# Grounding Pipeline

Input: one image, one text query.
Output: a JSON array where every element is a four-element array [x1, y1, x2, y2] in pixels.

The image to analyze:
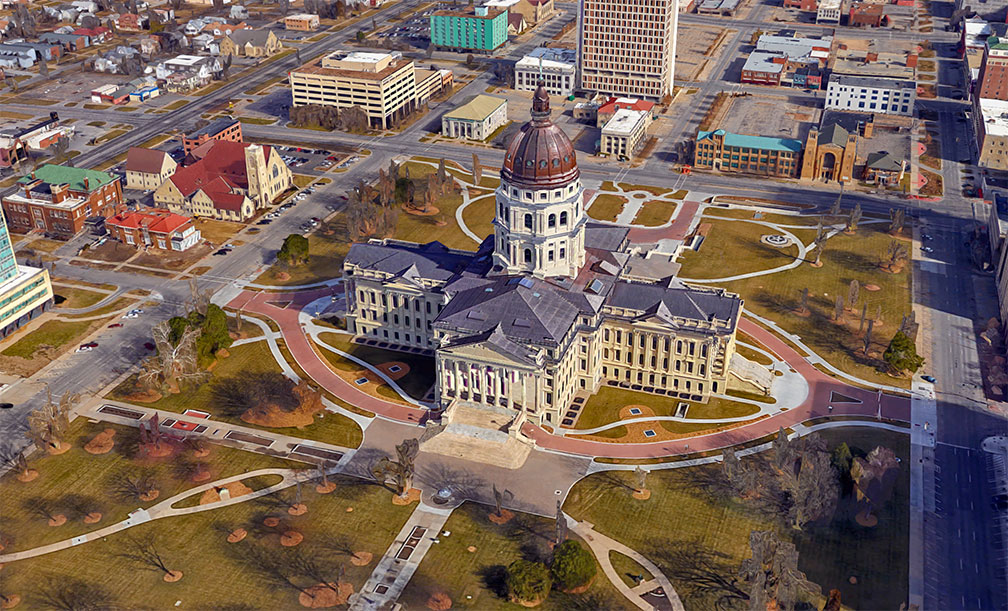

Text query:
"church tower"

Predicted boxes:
[[493, 84, 586, 278]]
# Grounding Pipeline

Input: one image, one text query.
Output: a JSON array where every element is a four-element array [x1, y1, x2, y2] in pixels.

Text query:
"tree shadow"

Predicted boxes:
[[477, 564, 508, 599], [645, 538, 749, 611]]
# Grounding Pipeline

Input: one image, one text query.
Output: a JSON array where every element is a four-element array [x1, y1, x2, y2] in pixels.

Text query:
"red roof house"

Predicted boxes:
[[106, 208, 201, 251]]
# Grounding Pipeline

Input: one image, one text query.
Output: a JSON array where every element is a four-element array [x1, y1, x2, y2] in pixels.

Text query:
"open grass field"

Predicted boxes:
[[564, 426, 909, 610], [255, 224, 349, 286], [64, 297, 137, 320], [317, 332, 435, 401], [587, 194, 627, 222], [194, 218, 244, 246], [108, 341, 363, 449], [399, 502, 634, 610], [632, 200, 678, 227], [52, 286, 109, 310], [1, 319, 96, 359], [712, 224, 913, 387], [461, 193, 495, 243], [0, 419, 300, 554], [679, 218, 801, 279], [1, 472, 415, 609], [575, 386, 761, 430]]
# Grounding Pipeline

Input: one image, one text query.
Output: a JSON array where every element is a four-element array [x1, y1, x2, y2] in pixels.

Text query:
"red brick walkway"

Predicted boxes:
[[229, 290, 428, 424], [230, 289, 911, 459], [626, 200, 701, 243]]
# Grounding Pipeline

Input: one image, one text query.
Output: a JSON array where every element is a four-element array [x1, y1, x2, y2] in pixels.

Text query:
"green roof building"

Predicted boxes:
[[694, 129, 804, 177], [17, 164, 117, 192], [430, 6, 508, 53]]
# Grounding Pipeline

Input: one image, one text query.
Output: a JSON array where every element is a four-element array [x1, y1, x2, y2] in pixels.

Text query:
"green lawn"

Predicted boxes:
[[609, 550, 652, 587], [52, 286, 109, 310], [316, 332, 436, 401], [588, 194, 627, 222], [1, 473, 415, 609], [108, 342, 363, 449], [1, 319, 96, 358], [0, 419, 299, 554], [461, 193, 495, 243], [679, 219, 801, 280], [564, 427, 910, 610], [632, 200, 678, 227], [575, 386, 760, 430], [714, 225, 913, 387], [255, 225, 349, 287], [399, 502, 634, 610], [63, 297, 137, 320]]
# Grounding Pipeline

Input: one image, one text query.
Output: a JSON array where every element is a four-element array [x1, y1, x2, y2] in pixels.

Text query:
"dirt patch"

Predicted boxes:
[[228, 528, 248, 543], [488, 508, 514, 525], [163, 570, 183, 583], [46, 442, 71, 455], [350, 551, 373, 566], [84, 428, 116, 454], [199, 481, 252, 504], [264, 516, 281, 527], [83, 512, 102, 524], [280, 530, 304, 546], [48, 514, 67, 527], [855, 509, 878, 527], [140, 489, 160, 502], [288, 503, 308, 516], [632, 489, 652, 500], [864, 284, 881, 291], [1, 594, 21, 609], [316, 480, 339, 494], [426, 592, 452, 610], [16, 469, 38, 483], [392, 488, 421, 505], [299, 582, 353, 608], [403, 205, 441, 217], [241, 385, 325, 429], [138, 441, 178, 459]]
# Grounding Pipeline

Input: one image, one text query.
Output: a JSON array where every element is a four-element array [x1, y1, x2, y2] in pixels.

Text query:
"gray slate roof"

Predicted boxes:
[[434, 275, 582, 345], [607, 281, 742, 331], [345, 239, 490, 283]]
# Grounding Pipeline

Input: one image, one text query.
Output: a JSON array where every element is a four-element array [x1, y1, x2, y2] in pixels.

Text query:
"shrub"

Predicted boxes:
[[550, 540, 596, 591], [505, 559, 551, 604]]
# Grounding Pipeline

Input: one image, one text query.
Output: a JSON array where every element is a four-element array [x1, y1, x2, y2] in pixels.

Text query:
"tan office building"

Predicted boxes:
[[577, 0, 678, 100], [599, 109, 650, 159], [289, 50, 417, 129]]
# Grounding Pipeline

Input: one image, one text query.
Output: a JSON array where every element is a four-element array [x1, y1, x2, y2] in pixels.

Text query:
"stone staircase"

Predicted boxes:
[[419, 403, 532, 469]]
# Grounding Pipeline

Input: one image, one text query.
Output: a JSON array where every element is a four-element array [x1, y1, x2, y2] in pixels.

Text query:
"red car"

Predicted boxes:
[[108, 323, 123, 328]]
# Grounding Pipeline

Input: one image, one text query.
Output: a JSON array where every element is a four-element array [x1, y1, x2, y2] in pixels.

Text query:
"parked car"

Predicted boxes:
[[922, 375, 936, 384], [108, 323, 123, 328]]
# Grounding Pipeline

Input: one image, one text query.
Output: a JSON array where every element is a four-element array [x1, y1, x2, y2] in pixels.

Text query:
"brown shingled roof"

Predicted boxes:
[[125, 147, 171, 174]]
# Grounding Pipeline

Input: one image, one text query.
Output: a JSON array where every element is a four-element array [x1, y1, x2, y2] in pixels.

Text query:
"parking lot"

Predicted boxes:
[[381, 7, 433, 44]]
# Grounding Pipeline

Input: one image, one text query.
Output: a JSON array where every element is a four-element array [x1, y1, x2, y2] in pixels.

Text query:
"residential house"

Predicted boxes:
[[202, 22, 249, 38], [188, 33, 220, 55], [154, 140, 291, 220], [137, 36, 160, 56], [183, 16, 226, 36], [115, 13, 148, 31], [125, 147, 177, 190], [4, 40, 61, 62], [2, 165, 124, 239], [182, 117, 242, 154], [156, 54, 221, 92], [40, 32, 88, 51], [219, 29, 281, 58], [508, 13, 528, 36], [106, 209, 201, 252], [863, 151, 905, 185], [230, 4, 250, 20], [73, 27, 111, 44], [0, 44, 34, 69]]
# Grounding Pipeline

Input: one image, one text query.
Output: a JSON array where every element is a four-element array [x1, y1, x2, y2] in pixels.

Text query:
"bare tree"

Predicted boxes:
[[115, 536, 181, 580], [884, 241, 908, 271], [370, 438, 419, 496], [863, 319, 874, 355], [798, 288, 809, 315], [845, 203, 862, 233], [52, 135, 70, 161], [27, 389, 75, 453], [492, 483, 513, 517], [472, 152, 482, 185], [775, 439, 838, 530], [111, 471, 159, 501], [851, 446, 899, 523], [833, 295, 844, 322], [139, 321, 206, 392], [0, 443, 32, 480], [554, 496, 567, 545], [859, 304, 868, 334], [738, 530, 819, 611], [888, 207, 905, 235], [35, 576, 115, 611], [188, 278, 211, 315], [722, 447, 761, 498], [847, 279, 859, 310]]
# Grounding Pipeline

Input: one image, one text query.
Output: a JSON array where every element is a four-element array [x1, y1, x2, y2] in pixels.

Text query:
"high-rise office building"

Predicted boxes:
[[0, 205, 53, 338], [577, 0, 678, 100]]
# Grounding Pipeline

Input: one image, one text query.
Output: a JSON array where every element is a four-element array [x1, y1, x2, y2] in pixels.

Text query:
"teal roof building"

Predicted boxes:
[[430, 6, 508, 53]]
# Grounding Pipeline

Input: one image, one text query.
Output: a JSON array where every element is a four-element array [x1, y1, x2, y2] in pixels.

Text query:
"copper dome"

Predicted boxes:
[[500, 84, 579, 189]]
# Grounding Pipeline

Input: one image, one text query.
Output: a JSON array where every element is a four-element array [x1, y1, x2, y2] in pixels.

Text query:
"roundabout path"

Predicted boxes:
[[227, 287, 912, 460]]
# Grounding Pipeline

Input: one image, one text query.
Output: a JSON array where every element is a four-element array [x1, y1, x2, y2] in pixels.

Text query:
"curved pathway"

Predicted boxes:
[[228, 286, 912, 460], [570, 518, 684, 611], [227, 289, 428, 425], [0, 467, 311, 563]]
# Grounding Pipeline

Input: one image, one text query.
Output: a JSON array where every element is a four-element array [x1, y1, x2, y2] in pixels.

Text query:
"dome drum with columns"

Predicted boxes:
[[342, 82, 744, 434], [493, 83, 586, 278]]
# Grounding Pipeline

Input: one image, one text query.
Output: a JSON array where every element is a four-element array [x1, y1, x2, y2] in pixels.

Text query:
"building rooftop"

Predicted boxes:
[[432, 5, 505, 18], [601, 108, 648, 136], [697, 129, 803, 152], [742, 51, 786, 75], [444, 94, 506, 122], [516, 46, 577, 70], [829, 74, 916, 90], [294, 49, 412, 80], [981, 97, 1008, 137], [16, 164, 116, 192], [125, 147, 172, 174], [108, 209, 192, 234], [166, 54, 206, 66], [185, 116, 238, 140], [286, 13, 318, 20], [755, 34, 832, 60]]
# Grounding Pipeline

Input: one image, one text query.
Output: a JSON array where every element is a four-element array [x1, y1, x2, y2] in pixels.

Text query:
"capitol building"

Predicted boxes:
[[343, 85, 743, 433]]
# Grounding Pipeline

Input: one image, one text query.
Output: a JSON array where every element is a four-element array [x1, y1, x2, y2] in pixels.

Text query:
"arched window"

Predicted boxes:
[[524, 248, 533, 263], [548, 214, 556, 228], [524, 214, 533, 230], [559, 211, 568, 225], [504, 207, 509, 225]]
